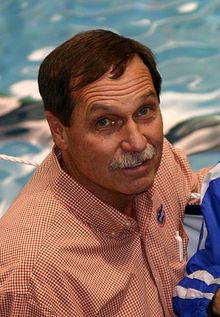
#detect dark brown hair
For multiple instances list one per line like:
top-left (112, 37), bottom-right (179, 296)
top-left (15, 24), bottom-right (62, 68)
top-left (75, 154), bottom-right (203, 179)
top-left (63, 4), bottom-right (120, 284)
top-left (38, 29), bottom-right (162, 126)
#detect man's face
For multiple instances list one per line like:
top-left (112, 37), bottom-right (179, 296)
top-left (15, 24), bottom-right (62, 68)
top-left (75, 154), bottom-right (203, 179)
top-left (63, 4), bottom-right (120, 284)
top-left (62, 55), bottom-right (163, 205)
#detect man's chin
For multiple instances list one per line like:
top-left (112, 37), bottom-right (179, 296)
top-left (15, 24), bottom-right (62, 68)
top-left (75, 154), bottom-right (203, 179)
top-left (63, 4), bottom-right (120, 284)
top-left (120, 180), bottom-right (155, 196)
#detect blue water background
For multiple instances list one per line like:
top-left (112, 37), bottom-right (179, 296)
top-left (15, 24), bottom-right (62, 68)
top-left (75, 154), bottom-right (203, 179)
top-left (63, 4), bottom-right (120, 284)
top-left (0, 0), bottom-right (220, 221)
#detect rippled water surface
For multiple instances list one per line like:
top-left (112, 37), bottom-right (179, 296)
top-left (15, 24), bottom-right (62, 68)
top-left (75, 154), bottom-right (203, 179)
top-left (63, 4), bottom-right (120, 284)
top-left (0, 0), bottom-right (220, 217)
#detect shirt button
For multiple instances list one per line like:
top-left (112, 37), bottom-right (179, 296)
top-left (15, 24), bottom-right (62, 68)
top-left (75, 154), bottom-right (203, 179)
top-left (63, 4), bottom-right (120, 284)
top-left (111, 231), bottom-right (117, 237)
top-left (124, 220), bottom-right (131, 228)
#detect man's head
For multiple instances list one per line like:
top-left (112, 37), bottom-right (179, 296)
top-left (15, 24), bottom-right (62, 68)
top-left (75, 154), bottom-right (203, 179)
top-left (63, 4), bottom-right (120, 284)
top-left (38, 30), bottom-right (164, 210)
top-left (38, 29), bottom-right (161, 127)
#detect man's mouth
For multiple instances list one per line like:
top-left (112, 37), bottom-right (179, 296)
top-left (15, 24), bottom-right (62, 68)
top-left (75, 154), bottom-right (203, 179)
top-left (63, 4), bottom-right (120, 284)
top-left (123, 159), bottom-right (148, 169)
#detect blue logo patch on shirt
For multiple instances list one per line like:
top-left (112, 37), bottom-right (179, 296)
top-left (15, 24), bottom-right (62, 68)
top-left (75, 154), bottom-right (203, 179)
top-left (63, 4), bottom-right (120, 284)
top-left (156, 204), bottom-right (166, 226)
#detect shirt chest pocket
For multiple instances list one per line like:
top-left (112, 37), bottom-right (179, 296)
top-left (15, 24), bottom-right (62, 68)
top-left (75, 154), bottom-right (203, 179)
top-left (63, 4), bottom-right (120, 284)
top-left (163, 221), bottom-right (189, 279)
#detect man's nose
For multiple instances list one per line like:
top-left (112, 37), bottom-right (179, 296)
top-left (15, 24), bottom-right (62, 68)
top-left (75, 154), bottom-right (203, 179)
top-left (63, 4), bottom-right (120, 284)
top-left (120, 121), bottom-right (147, 152)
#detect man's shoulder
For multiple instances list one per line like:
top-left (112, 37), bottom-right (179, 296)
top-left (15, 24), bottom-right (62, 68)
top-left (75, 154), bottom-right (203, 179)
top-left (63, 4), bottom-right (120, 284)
top-left (0, 151), bottom-right (63, 273)
top-left (1, 149), bottom-right (59, 222)
top-left (160, 137), bottom-right (190, 172)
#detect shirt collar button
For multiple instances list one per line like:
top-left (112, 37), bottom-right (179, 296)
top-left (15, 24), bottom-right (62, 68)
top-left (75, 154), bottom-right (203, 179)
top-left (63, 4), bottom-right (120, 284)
top-left (124, 220), bottom-right (131, 228)
top-left (111, 231), bottom-right (117, 237)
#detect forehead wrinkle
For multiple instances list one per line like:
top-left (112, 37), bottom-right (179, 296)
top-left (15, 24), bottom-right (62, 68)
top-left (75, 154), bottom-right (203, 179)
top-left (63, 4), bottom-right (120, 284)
top-left (81, 77), bottom-right (156, 107)
top-left (86, 89), bottom-right (157, 119)
top-left (84, 88), bottom-right (156, 114)
top-left (85, 74), bottom-right (153, 94)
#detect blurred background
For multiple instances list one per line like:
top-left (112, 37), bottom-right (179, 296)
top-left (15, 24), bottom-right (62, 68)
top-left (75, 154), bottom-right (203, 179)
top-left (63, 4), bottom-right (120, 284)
top-left (0, 0), bottom-right (220, 255)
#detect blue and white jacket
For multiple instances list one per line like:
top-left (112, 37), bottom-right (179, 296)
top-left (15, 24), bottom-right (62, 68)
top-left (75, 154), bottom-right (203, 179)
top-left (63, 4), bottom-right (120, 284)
top-left (173, 162), bottom-right (220, 316)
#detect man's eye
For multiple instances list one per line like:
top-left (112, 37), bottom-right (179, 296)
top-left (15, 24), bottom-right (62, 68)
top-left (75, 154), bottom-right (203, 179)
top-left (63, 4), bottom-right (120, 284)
top-left (138, 106), bottom-right (151, 116)
top-left (96, 118), bottom-right (113, 127)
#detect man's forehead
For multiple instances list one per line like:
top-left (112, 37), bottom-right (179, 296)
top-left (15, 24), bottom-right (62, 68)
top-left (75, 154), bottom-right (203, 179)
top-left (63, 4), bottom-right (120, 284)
top-left (86, 91), bottom-right (158, 116)
top-left (73, 56), bottom-right (156, 110)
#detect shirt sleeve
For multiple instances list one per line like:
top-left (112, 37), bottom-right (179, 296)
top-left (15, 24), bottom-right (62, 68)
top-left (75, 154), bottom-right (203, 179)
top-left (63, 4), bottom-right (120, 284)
top-left (173, 162), bottom-right (220, 317)
top-left (173, 266), bottom-right (220, 317)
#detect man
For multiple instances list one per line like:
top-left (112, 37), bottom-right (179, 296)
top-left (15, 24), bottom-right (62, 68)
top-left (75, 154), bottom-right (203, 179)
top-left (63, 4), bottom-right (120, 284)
top-left (0, 29), bottom-right (209, 316)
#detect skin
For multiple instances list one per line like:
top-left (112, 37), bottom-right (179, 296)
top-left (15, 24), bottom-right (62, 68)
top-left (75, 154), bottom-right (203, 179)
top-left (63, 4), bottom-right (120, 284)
top-left (212, 288), bottom-right (220, 314)
top-left (46, 55), bottom-right (164, 216)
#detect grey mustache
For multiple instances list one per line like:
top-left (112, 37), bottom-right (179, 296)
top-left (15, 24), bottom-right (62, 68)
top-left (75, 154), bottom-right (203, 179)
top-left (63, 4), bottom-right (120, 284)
top-left (111, 144), bottom-right (156, 170)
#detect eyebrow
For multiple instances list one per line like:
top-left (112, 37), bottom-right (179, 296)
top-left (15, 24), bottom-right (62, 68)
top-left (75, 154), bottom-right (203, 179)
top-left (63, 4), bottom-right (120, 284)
top-left (138, 91), bottom-right (158, 103)
top-left (88, 104), bottom-right (114, 115)
top-left (88, 91), bottom-right (158, 116)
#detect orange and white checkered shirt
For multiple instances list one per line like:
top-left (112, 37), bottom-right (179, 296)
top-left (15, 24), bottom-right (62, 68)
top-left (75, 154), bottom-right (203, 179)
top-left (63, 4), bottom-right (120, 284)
top-left (0, 138), bottom-right (206, 317)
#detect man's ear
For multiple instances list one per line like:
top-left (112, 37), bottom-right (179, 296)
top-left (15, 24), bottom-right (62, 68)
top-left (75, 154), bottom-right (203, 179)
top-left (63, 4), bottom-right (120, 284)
top-left (45, 111), bottom-right (68, 150)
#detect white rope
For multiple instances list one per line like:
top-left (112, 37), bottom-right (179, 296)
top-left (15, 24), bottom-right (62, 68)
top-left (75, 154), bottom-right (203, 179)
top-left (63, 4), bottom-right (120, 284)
top-left (191, 192), bottom-right (201, 199)
top-left (0, 153), bottom-right (40, 167)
